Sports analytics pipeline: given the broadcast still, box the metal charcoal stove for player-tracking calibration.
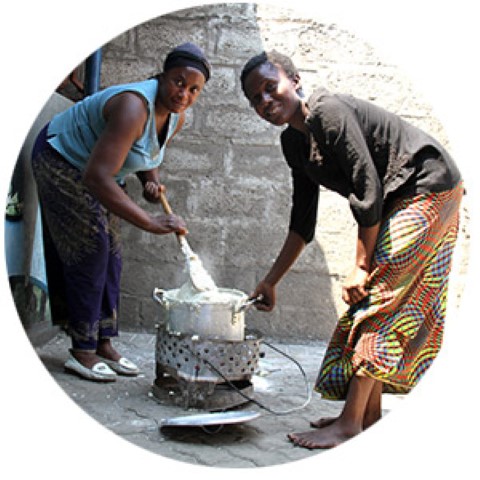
[151,287,263,410]
[153,327,262,410]
[151,289,313,420]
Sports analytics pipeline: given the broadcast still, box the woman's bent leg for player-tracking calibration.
[310,376,382,430]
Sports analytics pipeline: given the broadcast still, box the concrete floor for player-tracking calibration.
[34,329,404,469]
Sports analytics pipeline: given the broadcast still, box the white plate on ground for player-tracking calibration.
[160,410,261,428]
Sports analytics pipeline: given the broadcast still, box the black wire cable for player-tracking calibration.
[182,340,313,416]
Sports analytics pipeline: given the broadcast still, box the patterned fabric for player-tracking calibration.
[32,144,122,351]
[32,146,122,266]
[315,182,463,400]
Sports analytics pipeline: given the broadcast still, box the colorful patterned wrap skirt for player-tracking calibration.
[315,182,464,400]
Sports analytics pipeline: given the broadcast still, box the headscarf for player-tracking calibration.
[163,42,211,82]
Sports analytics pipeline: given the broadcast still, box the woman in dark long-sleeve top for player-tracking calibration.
[241,50,463,449]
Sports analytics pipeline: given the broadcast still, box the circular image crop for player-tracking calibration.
[2,1,476,477]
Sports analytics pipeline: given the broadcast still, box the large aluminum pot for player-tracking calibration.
[153,287,255,342]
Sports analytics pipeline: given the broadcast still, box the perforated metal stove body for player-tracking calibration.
[152,326,263,410]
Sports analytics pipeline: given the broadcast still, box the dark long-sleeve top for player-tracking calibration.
[281,88,462,243]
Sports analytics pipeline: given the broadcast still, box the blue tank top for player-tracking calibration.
[47,79,179,183]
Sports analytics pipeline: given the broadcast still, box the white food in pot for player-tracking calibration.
[166,280,247,306]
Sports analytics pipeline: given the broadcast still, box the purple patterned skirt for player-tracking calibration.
[32,128,122,351]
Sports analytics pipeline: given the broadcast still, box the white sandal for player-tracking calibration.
[64,355,117,382]
[97,356,140,376]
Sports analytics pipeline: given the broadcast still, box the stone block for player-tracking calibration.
[95,3,452,341]
[228,144,290,185]
[161,142,225,175]
[204,67,238,105]
[203,106,277,141]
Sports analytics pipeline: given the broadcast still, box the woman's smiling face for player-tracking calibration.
[243,62,301,126]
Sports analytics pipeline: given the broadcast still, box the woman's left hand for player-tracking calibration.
[143,181,165,203]
[342,266,370,305]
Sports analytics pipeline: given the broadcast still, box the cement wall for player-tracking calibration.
[97,3,453,341]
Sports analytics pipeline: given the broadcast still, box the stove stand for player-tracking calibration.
[152,326,263,410]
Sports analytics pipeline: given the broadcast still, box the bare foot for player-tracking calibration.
[311,413,381,430]
[310,417,336,429]
[288,421,361,449]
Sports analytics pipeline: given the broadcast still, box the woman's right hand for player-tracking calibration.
[148,213,188,236]
[251,280,276,312]
[248,231,305,313]
[143,181,164,203]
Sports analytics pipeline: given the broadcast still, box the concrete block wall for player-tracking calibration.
[98,3,452,341]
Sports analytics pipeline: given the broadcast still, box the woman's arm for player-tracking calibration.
[83,92,186,235]
[342,222,380,305]
[311,98,382,304]
[252,230,306,311]
[253,129,319,311]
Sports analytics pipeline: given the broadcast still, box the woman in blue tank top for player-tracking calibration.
[31,43,211,382]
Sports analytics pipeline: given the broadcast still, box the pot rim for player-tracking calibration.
[156,287,248,306]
